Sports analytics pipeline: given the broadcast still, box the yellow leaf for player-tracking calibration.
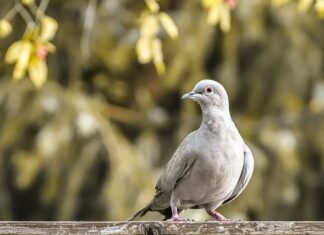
[5,40,32,80]
[141,14,159,38]
[203,0,223,9]
[15,41,32,67]
[13,63,27,80]
[12,41,33,80]
[5,41,25,64]
[145,0,160,12]
[207,4,221,25]
[298,0,314,12]
[152,38,165,75]
[271,0,290,7]
[202,0,216,8]
[28,57,48,88]
[21,0,33,5]
[159,13,179,39]
[0,20,12,39]
[220,4,231,32]
[42,41,56,53]
[136,37,153,64]
[40,16,58,41]
[315,0,324,18]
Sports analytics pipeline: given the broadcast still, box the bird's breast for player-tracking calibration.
[173,116,245,207]
[188,122,244,201]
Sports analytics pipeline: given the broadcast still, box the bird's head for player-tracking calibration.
[181,79,229,111]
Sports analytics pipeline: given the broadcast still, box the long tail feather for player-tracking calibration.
[128,202,152,221]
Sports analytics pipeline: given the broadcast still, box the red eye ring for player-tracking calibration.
[205,87,213,93]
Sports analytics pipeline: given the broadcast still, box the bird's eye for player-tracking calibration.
[205,87,213,94]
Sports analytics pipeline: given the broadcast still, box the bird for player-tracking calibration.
[128,79,254,222]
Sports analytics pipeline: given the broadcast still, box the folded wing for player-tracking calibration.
[222,144,254,205]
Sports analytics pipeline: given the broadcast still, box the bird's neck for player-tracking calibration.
[202,105,230,118]
[201,106,231,128]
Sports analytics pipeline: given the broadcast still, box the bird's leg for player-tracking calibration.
[168,205,183,221]
[166,196,191,222]
[206,209,227,221]
[167,206,194,222]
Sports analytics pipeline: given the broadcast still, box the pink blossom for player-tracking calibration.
[37,46,48,60]
[226,0,236,9]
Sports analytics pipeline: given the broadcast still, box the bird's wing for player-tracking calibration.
[222,144,254,205]
[129,136,197,220]
[157,131,197,193]
[150,132,197,210]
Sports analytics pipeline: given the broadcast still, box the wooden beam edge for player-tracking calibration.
[0,221,323,234]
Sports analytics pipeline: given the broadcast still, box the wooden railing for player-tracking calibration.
[0,221,323,234]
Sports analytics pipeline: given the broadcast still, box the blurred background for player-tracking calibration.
[0,0,323,221]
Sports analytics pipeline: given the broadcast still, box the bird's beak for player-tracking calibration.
[181,91,196,100]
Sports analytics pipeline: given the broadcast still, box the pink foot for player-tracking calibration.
[167,204,195,222]
[206,210,227,221]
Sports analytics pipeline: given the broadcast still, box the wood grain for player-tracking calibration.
[0,221,323,234]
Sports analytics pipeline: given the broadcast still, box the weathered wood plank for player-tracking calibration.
[0,221,323,235]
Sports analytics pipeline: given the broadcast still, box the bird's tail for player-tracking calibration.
[128,201,152,221]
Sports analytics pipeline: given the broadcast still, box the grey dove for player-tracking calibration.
[129,79,254,222]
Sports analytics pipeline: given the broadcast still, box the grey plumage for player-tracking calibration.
[129,79,254,221]
[222,146,254,205]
